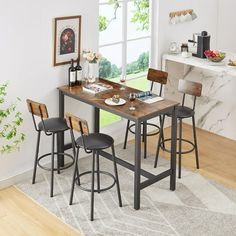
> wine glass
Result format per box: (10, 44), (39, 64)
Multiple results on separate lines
(120, 74), (126, 90)
(129, 93), (136, 111)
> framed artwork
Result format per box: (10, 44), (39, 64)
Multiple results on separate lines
(53, 15), (81, 66)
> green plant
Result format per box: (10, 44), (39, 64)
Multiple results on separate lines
(0, 82), (25, 154)
(99, 0), (149, 32)
(131, 0), (149, 31)
(99, 0), (120, 32)
(99, 51), (149, 79)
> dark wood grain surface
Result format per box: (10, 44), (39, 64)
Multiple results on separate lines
(178, 79), (202, 97)
(65, 112), (89, 135)
(26, 99), (49, 118)
(58, 79), (179, 122)
(147, 68), (168, 85)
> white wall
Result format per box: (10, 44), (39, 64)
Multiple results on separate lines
(217, 0), (236, 53)
(0, 0), (99, 182)
(155, 0), (218, 68)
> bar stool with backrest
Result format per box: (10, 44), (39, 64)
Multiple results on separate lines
(123, 68), (168, 158)
(154, 79), (202, 178)
(66, 113), (122, 221)
(26, 99), (74, 197)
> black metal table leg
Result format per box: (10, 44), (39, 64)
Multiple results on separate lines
(170, 106), (177, 191)
(58, 91), (65, 166)
(123, 120), (130, 149)
(134, 120), (141, 210)
(94, 107), (100, 133)
(143, 121), (147, 159)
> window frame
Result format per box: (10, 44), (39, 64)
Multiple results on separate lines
(99, 0), (154, 127)
(99, 0), (153, 81)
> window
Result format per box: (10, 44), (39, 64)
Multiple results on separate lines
(99, 0), (151, 127)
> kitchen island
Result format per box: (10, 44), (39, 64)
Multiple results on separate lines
(162, 53), (236, 141)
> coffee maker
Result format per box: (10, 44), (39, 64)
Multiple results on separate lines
(188, 31), (210, 58)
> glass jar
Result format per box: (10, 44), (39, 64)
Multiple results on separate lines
(181, 43), (189, 52)
(88, 62), (98, 83)
(169, 42), (178, 54)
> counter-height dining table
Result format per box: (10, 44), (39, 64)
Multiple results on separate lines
(57, 78), (178, 210)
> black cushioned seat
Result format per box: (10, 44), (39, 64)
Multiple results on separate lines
(166, 106), (194, 119)
(26, 99), (74, 198)
(38, 117), (69, 133)
(154, 79), (202, 179)
(66, 113), (122, 221)
(76, 133), (114, 150)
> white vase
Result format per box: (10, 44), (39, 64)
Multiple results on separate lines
(88, 62), (98, 83)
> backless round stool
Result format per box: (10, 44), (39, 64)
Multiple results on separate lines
(154, 80), (202, 178)
(26, 99), (74, 197)
(66, 113), (122, 221)
(123, 68), (168, 158)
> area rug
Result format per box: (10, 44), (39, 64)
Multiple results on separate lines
(16, 144), (236, 236)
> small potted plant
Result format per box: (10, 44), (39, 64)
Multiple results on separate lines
(0, 82), (25, 154)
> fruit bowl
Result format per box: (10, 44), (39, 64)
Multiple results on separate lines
(204, 50), (226, 62)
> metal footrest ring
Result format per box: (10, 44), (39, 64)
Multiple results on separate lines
(76, 170), (116, 193)
(37, 152), (74, 171)
(128, 122), (160, 136)
(160, 138), (195, 154)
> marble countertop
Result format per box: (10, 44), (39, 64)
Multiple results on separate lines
(163, 53), (236, 76)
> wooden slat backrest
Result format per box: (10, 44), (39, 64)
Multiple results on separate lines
(178, 79), (202, 97)
(65, 113), (89, 135)
(26, 99), (49, 118)
(147, 68), (168, 85)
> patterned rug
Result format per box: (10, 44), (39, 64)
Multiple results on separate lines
(17, 144), (236, 236)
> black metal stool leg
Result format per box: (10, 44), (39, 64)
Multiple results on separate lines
(143, 121), (147, 159)
(76, 160), (81, 186)
(91, 151), (96, 221)
(96, 151), (100, 193)
(192, 116), (200, 169)
(32, 131), (41, 184)
(123, 120), (130, 149)
(159, 116), (165, 149)
(56, 133), (61, 175)
(154, 115), (165, 168)
(178, 119), (182, 179)
(71, 133), (80, 185)
(69, 147), (80, 205)
(50, 133), (55, 197)
(111, 145), (122, 207)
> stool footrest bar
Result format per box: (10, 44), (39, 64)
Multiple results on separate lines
(37, 152), (74, 171)
(76, 170), (116, 192)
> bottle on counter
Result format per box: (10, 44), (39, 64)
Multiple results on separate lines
(181, 43), (190, 58)
(68, 59), (76, 87)
(181, 43), (189, 52)
(75, 57), (82, 85)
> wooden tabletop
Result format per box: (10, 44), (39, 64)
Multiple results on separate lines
(58, 79), (179, 122)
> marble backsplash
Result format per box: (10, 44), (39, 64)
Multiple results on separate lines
(164, 60), (236, 141)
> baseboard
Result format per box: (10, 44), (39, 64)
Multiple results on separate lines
(0, 168), (37, 190)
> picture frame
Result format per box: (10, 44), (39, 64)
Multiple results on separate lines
(53, 15), (81, 66)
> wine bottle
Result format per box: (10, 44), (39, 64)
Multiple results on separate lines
(75, 57), (82, 85)
(68, 59), (76, 87)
